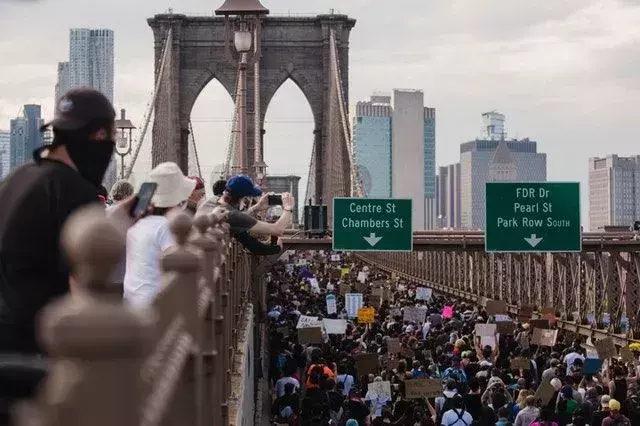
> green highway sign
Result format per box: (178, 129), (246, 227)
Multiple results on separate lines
(485, 182), (581, 253)
(332, 198), (413, 252)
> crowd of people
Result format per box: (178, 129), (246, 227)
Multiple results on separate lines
(266, 252), (640, 426)
(0, 88), (292, 419)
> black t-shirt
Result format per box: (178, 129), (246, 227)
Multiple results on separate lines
(225, 204), (258, 234)
(0, 159), (98, 353)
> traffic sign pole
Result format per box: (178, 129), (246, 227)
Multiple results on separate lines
(332, 198), (413, 252)
(485, 182), (581, 253)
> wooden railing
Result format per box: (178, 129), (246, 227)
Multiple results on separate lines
(14, 205), (254, 426)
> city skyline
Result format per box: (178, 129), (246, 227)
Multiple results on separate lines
(1, 0), (639, 228)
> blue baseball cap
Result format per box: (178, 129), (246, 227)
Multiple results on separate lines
(225, 175), (262, 197)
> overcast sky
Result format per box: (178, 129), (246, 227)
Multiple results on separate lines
(1, 0), (639, 228)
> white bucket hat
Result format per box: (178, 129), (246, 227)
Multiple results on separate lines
(148, 162), (196, 208)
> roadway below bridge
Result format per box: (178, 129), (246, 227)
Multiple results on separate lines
(280, 230), (640, 251)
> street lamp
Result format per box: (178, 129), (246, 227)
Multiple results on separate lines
(114, 108), (136, 180)
(216, 0), (269, 177)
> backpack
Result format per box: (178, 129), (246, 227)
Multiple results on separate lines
(436, 394), (461, 424)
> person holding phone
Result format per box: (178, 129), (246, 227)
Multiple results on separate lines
(216, 175), (295, 253)
(123, 162), (196, 307)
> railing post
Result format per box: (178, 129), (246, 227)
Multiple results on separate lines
(24, 206), (153, 426)
(189, 214), (218, 425)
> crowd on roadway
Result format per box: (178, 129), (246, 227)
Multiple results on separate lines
(0, 87), (292, 421)
(266, 252), (640, 426)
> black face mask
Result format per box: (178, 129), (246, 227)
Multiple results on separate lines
(64, 137), (115, 187)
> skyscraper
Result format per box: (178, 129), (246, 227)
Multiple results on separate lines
(55, 62), (70, 104)
(460, 113), (546, 229)
(352, 90), (436, 230)
(0, 130), (10, 179)
(56, 28), (116, 189)
(436, 163), (461, 228)
(353, 95), (393, 198)
(588, 155), (640, 231)
(9, 105), (44, 171)
(424, 107), (436, 229)
(67, 29), (114, 103)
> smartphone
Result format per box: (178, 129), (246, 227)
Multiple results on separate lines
(130, 182), (158, 217)
(268, 194), (283, 206)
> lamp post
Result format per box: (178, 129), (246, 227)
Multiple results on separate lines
(216, 0), (269, 177)
(114, 108), (136, 180)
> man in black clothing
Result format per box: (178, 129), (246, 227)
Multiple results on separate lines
(0, 88), (133, 354)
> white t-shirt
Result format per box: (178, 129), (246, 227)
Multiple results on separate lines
(564, 351), (585, 375)
(123, 215), (175, 307)
(440, 409), (473, 426)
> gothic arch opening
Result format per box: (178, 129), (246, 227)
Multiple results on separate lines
(190, 78), (235, 197)
(263, 78), (314, 204)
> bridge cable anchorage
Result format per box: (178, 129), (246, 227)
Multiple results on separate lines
(125, 27), (173, 179)
(188, 120), (203, 179)
(223, 66), (242, 178)
(329, 29), (365, 198)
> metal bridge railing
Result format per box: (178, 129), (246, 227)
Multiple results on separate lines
(16, 207), (254, 426)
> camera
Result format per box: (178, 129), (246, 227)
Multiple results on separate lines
(268, 194), (283, 206)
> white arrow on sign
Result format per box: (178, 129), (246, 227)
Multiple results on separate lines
(524, 234), (543, 248)
(363, 233), (383, 247)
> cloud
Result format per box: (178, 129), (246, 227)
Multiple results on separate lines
(1, 0), (640, 228)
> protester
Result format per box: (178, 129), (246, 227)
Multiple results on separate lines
(263, 251), (640, 426)
(123, 162), (195, 307)
(0, 88), (138, 354)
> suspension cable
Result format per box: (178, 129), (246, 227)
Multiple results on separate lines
(125, 27), (173, 179)
(188, 120), (203, 179)
(329, 30), (365, 198)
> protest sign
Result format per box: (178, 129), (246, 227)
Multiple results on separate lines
(296, 315), (321, 329)
(494, 314), (511, 322)
(404, 379), (442, 399)
(534, 380), (556, 406)
(485, 300), (507, 315)
(620, 347), (636, 363)
(510, 358), (531, 370)
(480, 335), (498, 348)
(345, 293), (364, 318)
(322, 319), (347, 335)
(583, 358), (604, 375)
(496, 321), (516, 335)
(357, 272), (367, 283)
(594, 337), (616, 360)
(475, 323), (497, 336)
(531, 328), (558, 347)
(403, 307), (427, 323)
(358, 307), (375, 324)
(326, 294), (337, 315)
(367, 381), (392, 399)
(442, 306), (453, 319)
(298, 327), (323, 345)
(356, 353), (380, 376)
(331, 254), (341, 262)
(416, 287), (432, 301)
(341, 267), (350, 277)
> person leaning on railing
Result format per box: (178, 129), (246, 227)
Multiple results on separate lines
(203, 175), (295, 255)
